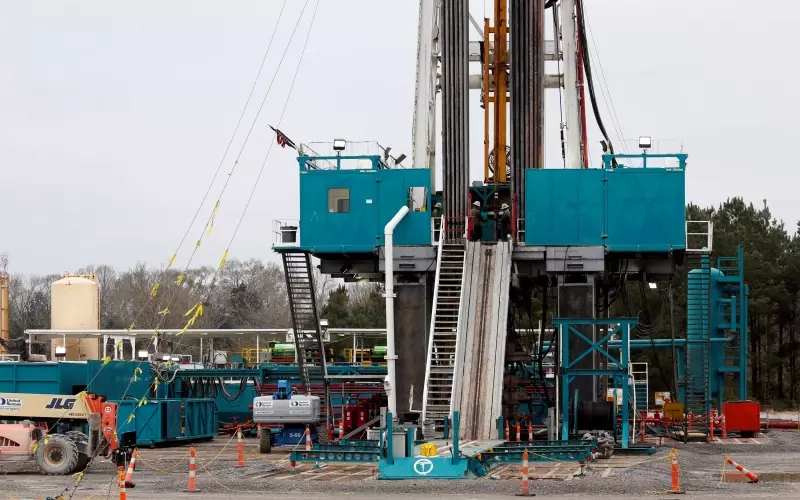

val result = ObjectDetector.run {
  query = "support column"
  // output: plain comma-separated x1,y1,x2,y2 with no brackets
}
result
393,276,435,420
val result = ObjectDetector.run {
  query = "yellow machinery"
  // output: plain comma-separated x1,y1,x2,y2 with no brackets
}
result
0,392,134,475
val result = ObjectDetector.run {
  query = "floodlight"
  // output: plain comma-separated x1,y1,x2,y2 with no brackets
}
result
162,355,171,361
333,139,346,152
55,346,67,357
639,136,652,149
648,282,658,290
138,350,149,360
171,357,180,362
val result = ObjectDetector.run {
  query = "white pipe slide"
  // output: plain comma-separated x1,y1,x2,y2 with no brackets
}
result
384,205,410,419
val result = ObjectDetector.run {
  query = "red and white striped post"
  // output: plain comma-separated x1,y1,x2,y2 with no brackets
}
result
515,423,521,442
518,449,530,497
183,445,201,493
669,448,683,494
721,413,728,439
710,410,716,441
236,428,248,468
118,466,127,500
723,456,759,483
124,449,137,486
504,420,510,441
527,424,533,443
305,425,312,451
339,417,344,440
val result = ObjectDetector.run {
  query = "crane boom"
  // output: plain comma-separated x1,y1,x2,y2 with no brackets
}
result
412,0,442,187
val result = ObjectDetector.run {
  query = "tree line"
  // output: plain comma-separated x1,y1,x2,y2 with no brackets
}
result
3,196,800,406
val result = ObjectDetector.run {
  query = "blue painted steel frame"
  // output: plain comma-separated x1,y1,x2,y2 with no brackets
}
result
554,318,638,448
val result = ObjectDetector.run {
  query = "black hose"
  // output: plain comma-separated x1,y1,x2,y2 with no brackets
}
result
575,0,618,166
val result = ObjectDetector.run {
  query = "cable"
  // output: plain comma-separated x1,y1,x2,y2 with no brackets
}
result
169,0,289,265
574,0,617,166
581,2,627,154
159,0,320,363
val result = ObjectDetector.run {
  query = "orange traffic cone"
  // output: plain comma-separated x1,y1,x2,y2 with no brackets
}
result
515,423,521,442
235,429,248,468
669,447,684,494
516,449,531,496
118,465,127,500
723,456,759,483
124,449,137,487
183,445,201,493
305,425,312,451
339,417,344,440
504,420,510,441
528,424,533,443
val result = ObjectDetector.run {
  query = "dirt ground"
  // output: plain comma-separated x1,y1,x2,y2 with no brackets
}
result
2,430,800,499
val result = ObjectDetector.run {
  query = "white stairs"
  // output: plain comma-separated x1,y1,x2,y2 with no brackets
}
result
421,241,467,435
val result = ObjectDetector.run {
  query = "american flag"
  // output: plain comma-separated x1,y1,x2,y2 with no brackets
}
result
270,125,297,150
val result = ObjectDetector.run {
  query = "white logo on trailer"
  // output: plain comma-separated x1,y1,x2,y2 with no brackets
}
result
413,458,434,476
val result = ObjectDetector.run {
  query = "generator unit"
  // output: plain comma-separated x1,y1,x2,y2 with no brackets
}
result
253,380,321,453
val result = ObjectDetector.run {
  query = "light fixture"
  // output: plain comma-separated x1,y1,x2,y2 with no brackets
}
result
55,346,67,357
171,357,180,362
639,136,652,150
648,282,658,290
162,355,171,361
332,139,346,152
138,350,149,360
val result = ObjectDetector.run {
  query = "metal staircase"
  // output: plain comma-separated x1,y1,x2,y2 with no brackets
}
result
281,251,332,426
421,221,467,436
685,252,712,440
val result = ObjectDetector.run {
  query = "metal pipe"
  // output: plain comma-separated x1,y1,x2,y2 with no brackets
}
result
384,206,410,419
560,0,582,169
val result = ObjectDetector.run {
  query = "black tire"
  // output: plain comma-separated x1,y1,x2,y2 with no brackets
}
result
259,430,272,454
65,431,91,473
35,434,79,475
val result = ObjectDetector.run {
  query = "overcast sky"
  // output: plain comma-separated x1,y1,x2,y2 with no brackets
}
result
1,0,798,275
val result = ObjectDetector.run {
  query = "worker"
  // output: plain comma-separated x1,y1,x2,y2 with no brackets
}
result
497,202,511,241
470,201,483,242
432,202,443,242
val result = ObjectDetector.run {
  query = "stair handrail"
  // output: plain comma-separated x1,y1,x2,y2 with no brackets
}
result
421,216,447,423
448,237,470,421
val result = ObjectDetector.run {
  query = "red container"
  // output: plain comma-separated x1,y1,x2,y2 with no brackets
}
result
723,400,761,437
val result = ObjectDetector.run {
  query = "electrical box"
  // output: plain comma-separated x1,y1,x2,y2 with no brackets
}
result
723,401,761,437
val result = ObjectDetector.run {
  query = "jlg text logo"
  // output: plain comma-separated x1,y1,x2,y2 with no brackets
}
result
45,397,76,410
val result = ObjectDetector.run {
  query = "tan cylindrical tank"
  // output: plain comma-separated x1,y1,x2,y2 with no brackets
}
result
50,274,100,361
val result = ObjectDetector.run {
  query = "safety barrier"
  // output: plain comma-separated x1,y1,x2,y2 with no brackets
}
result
518,449,530,497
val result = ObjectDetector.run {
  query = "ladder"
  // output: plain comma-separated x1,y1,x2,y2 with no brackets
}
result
421,232,467,436
684,252,711,440
281,251,332,426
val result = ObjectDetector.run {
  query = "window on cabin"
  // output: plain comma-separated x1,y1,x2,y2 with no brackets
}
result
408,187,428,212
328,188,350,213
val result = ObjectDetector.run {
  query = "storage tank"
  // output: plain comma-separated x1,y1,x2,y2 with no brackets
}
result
50,274,100,361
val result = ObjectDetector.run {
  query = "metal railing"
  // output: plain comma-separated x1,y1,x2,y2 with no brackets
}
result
516,218,526,243
272,219,300,247
443,216,467,241
0,354,20,362
686,220,713,252
431,217,442,244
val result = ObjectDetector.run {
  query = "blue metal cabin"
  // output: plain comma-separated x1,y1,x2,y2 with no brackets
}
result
290,155,432,254
524,153,687,253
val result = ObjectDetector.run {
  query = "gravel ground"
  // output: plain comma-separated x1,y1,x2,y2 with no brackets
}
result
3,431,800,499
